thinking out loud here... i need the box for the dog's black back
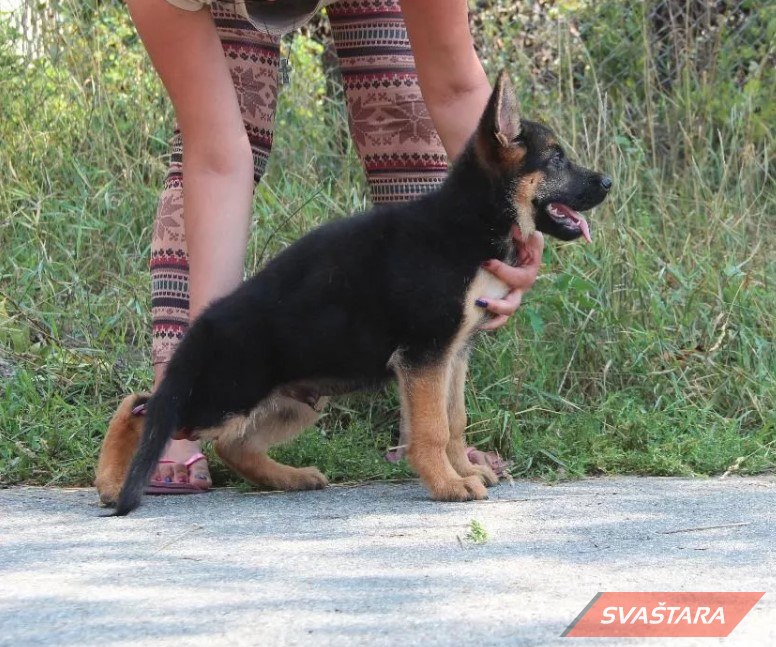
[114,72,610,514]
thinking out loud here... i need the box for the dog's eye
[550,152,566,168]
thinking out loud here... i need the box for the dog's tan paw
[282,466,329,491]
[94,393,149,508]
[470,463,500,487]
[95,480,121,507]
[428,475,488,502]
[450,459,500,487]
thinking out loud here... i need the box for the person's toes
[188,459,212,490]
[158,463,175,484]
[173,463,189,484]
[467,448,509,477]
[190,469,211,489]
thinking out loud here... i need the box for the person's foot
[149,438,212,491]
[465,447,510,478]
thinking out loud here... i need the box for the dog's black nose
[600,176,613,191]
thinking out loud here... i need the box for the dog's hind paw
[96,486,119,508]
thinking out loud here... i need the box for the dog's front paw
[449,457,500,486]
[283,466,329,491]
[427,475,488,502]
[469,463,500,487]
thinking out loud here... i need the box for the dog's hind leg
[396,359,488,502]
[214,393,329,491]
[95,393,150,506]
[445,351,499,486]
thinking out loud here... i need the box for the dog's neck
[428,145,522,261]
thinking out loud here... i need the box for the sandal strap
[156,454,207,468]
[185,452,207,468]
[157,454,206,467]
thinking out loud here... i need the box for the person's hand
[477,228,544,331]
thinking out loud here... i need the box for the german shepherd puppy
[101,71,611,515]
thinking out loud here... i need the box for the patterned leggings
[151,0,449,366]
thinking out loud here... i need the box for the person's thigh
[127,0,248,161]
[210,1,282,182]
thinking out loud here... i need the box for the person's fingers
[512,227,544,248]
[517,239,537,266]
[476,290,523,317]
[515,230,545,263]
[480,258,539,291]
[481,232,544,289]
[476,233,544,331]
[479,314,509,331]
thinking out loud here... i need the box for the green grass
[464,520,489,545]
[1,0,774,487]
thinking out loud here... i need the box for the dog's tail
[111,325,208,516]
[111,380,185,516]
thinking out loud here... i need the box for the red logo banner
[563,592,764,638]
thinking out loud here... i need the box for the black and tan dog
[97,72,611,515]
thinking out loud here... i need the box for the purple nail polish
[164,476,172,483]
[475,299,488,308]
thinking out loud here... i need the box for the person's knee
[184,129,253,178]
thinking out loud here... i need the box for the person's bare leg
[127,0,256,487]
[145,1,281,487]
[147,2,281,487]
[125,1,254,315]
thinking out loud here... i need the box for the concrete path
[0,477,773,646]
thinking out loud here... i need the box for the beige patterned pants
[151,0,448,365]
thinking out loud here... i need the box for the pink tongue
[578,216,592,244]
[552,203,592,244]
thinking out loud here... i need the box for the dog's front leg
[396,359,488,502]
[445,352,499,487]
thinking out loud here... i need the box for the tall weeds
[1,0,773,485]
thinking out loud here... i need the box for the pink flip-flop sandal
[146,453,210,495]
[131,405,211,495]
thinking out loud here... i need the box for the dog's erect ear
[486,70,521,147]
[475,70,523,170]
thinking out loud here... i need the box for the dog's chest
[459,267,510,336]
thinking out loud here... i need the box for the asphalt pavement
[1,476,773,646]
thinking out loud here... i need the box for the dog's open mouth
[546,203,592,243]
